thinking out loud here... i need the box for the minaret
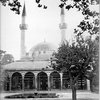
[19,3,27,59]
[59,7,67,45]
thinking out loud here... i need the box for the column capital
[47,72,51,90]
[8,72,13,77]
[47,72,51,77]
[21,72,26,78]
[34,72,38,76]
[33,72,38,90]
[59,72,63,77]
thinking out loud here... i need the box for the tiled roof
[2,60,52,70]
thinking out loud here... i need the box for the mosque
[1,3,90,92]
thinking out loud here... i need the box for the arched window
[62,71,70,89]
[24,72,35,90]
[37,72,48,90]
[50,71,61,89]
[11,72,22,91]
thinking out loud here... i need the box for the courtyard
[0,90,99,100]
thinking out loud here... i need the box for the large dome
[31,42,56,52]
[29,42,57,61]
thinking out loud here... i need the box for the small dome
[29,42,57,61]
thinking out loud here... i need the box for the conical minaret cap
[22,3,26,16]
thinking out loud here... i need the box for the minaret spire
[61,7,64,15]
[19,2,27,59]
[22,2,26,16]
[59,7,67,45]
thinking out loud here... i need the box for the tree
[0,50,14,91]
[0,0,99,14]
[69,0,99,92]
[51,35,98,100]
[88,36,99,92]
[63,0,99,93]
[0,50,6,60]
[0,50,6,92]
[0,50,14,65]
[73,3,99,36]
[53,0,99,37]
[1,54,14,65]
[0,0,21,14]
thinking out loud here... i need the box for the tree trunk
[70,78,77,100]
[90,79,93,92]
[69,72,78,100]
[72,85,77,100]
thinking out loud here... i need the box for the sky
[0,0,99,60]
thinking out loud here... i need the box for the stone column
[9,77,12,91]
[8,72,14,91]
[34,72,38,90]
[60,73,63,90]
[87,79,90,91]
[47,72,50,90]
[9,72,12,92]
[22,72,25,91]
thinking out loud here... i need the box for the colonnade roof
[2,61,52,70]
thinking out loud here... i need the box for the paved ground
[0,90,99,100]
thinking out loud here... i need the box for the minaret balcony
[59,23,67,29]
[20,24,28,30]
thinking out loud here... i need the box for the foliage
[51,35,98,100]
[58,0,99,36]
[0,0,99,15]
[0,0,21,14]
[35,0,100,37]
[0,50,14,65]
[1,54,14,65]
[51,35,99,100]
[53,35,99,87]
[0,50,6,60]
[35,0,47,9]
